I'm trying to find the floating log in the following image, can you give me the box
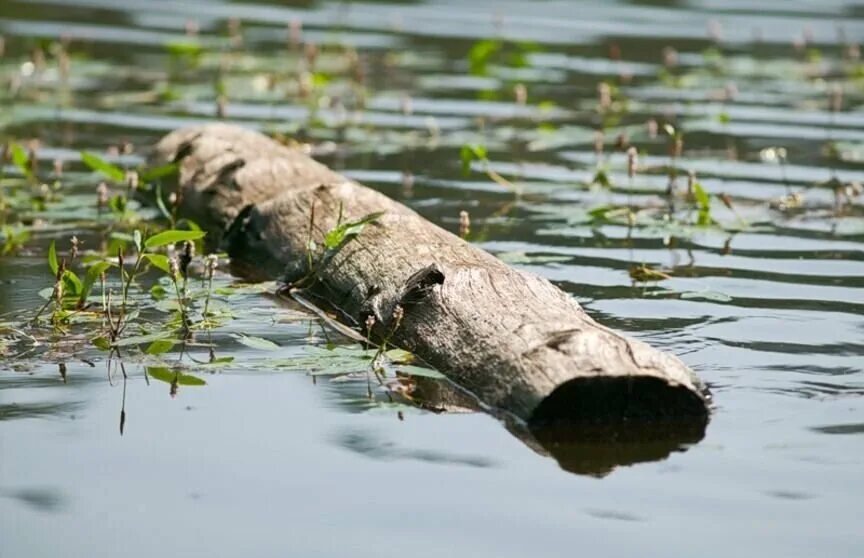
[151,123,711,427]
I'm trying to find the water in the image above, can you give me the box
[1,0,863,556]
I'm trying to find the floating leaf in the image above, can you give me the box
[629,263,671,282]
[114,331,176,347]
[144,229,206,249]
[232,334,280,350]
[81,151,125,182]
[395,364,446,379]
[385,348,415,364]
[91,336,111,351]
[150,284,168,300]
[147,366,206,386]
[680,290,732,302]
[145,339,175,355]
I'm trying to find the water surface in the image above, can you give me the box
[1,0,862,556]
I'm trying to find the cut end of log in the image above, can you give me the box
[528,376,710,427]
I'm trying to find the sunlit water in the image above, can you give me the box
[1,0,863,556]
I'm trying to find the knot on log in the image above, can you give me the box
[400,264,445,306]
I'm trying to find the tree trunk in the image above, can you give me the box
[151,123,711,427]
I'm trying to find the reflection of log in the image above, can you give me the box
[151,124,711,425]
[403,374,706,477]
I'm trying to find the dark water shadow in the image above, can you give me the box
[334,429,496,468]
[1,487,68,513]
[0,400,85,421]
[406,374,708,478]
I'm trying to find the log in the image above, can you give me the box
[150,123,711,427]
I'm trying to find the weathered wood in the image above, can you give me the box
[151,123,711,426]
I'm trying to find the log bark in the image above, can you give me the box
[151,123,711,426]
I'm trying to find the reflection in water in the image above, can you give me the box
[405,374,707,477]
[0,400,84,421]
[334,429,496,468]
[524,420,706,478]
[0,487,67,513]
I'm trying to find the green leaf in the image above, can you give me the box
[460,144,488,177]
[323,212,384,250]
[145,339,175,355]
[146,366,206,386]
[693,181,712,226]
[114,331,176,347]
[81,151,125,182]
[385,348,415,363]
[47,240,58,276]
[109,194,127,214]
[91,336,112,351]
[232,334,279,351]
[10,143,33,180]
[468,39,501,75]
[62,270,83,297]
[693,181,711,210]
[629,263,671,282]
[133,230,143,252]
[143,253,172,274]
[144,229,206,249]
[591,169,613,189]
[79,261,113,304]
[396,364,446,379]
[154,183,172,221]
[164,40,204,58]
[150,284,168,300]
[140,163,178,182]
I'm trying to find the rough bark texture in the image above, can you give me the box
[151,123,711,426]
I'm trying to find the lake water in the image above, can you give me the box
[1,0,863,556]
